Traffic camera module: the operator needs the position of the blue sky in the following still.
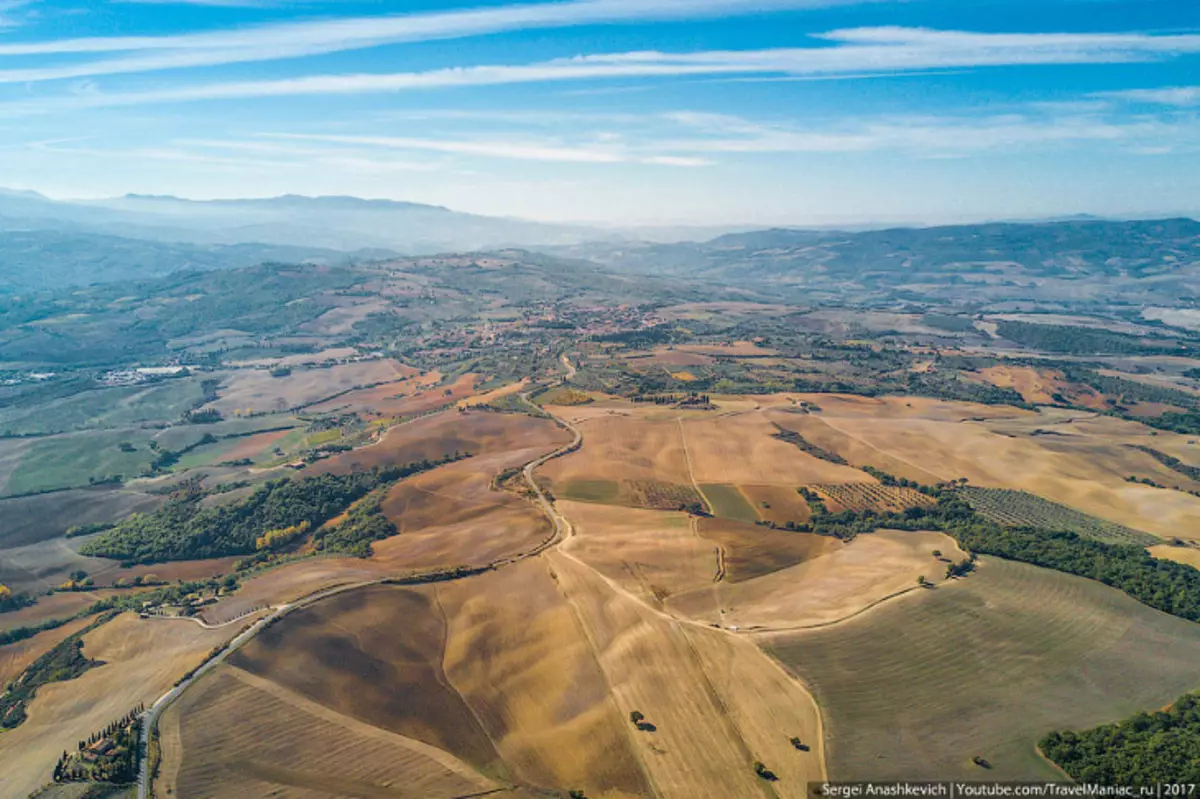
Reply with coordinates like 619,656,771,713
0,0,1197,225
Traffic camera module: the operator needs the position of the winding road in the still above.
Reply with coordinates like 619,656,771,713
136,399,582,799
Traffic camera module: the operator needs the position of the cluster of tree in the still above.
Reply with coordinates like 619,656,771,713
1146,410,1200,436
996,320,1191,356
1,614,113,730
904,371,1034,409
144,433,218,473
592,325,678,347
1132,446,1200,481
65,521,116,539
81,456,458,563
779,488,1200,625
950,523,1200,623
93,576,238,616
255,521,311,551
771,424,847,464
54,706,143,785
0,616,70,647
0,583,36,613
753,761,778,781
630,391,712,407
56,570,96,591
312,494,397,557
921,313,978,333
1040,693,1200,784
182,408,223,424
860,466,950,496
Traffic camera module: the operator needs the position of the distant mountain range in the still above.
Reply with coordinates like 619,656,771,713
0,188,597,254
0,187,1196,298
544,218,1200,305
0,230,394,292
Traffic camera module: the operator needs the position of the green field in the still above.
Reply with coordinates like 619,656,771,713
0,378,210,435
558,479,621,504
698,483,758,522
961,486,1158,546
2,429,162,497
767,559,1200,780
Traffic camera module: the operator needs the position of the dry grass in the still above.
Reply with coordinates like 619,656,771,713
697,518,842,583
457,379,529,408
308,408,567,477
0,612,230,798
209,360,415,414
0,615,95,687
230,584,506,776
219,428,295,462
644,348,716,367
0,591,114,633
975,365,1106,408
681,413,870,485
541,414,693,486
436,558,653,798
231,346,360,368
197,556,387,622
791,398,1200,540
381,373,480,417
558,501,717,605
305,370,442,416
373,449,555,571
766,558,1200,780
158,663,498,799
739,484,813,526
1150,543,1200,568
674,341,777,357
669,529,966,631
548,550,813,799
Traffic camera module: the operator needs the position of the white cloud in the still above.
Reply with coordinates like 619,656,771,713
660,109,1200,155
1104,86,1200,107
4,26,1200,113
0,0,1195,88
265,132,714,166
0,0,35,28
0,0,866,60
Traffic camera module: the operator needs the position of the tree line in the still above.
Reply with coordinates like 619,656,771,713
1041,693,1200,783
779,483,1200,625
81,455,463,564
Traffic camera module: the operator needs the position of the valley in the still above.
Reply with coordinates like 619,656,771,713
2,221,1200,798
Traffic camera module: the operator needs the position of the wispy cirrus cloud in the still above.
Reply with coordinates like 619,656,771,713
4,26,1200,113
0,0,1196,89
1102,86,1200,106
261,131,714,166
0,0,36,29
133,106,1195,178
0,0,870,61
660,109,1200,155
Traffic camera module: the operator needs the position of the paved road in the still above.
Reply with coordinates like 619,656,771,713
136,401,582,799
